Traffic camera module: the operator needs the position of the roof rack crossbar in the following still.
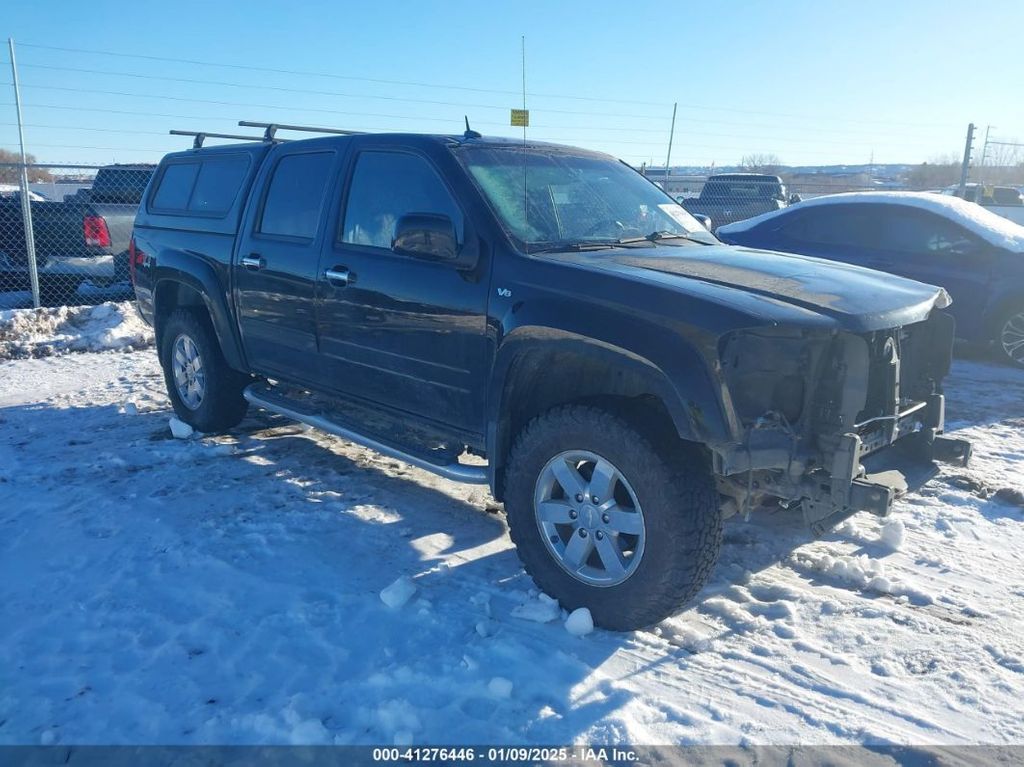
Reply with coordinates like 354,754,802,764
170,129,270,148
239,120,367,138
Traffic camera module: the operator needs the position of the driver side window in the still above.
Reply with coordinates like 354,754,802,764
341,151,463,250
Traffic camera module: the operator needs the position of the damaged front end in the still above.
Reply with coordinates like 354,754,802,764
712,312,971,535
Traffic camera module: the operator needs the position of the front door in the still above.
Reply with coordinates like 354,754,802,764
315,147,490,435
235,146,338,381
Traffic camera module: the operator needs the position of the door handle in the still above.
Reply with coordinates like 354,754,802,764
241,254,265,271
324,266,354,288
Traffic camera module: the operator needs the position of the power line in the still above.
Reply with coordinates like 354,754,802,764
4,79,671,121
6,46,962,130
15,42,670,107
0,119,929,150
3,99,949,144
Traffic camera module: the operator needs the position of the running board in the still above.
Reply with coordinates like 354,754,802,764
243,384,489,485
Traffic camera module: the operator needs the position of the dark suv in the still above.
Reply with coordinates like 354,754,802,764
131,125,969,631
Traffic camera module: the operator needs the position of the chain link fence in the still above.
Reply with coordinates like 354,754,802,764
0,163,154,309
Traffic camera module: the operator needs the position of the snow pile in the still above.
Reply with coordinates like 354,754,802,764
565,607,594,637
0,301,153,360
511,592,562,623
168,416,194,440
879,519,906,551
380,576,417,608
718,191,1024,252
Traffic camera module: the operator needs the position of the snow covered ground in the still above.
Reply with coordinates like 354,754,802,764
0,312,1022,747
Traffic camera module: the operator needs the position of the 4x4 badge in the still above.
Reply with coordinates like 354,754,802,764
497,288,512,297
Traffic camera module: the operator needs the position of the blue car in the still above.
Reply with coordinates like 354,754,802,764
717,192,1024,367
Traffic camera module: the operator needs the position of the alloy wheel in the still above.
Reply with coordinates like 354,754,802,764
1001,310,1024,366
171,333,206,410
533,450,646,587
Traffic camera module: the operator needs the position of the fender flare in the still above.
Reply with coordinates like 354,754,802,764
152,251,247,372
485,326,734,496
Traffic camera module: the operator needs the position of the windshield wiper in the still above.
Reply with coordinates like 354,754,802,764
621,230,720,246
611,230,693,245
529,240,619,254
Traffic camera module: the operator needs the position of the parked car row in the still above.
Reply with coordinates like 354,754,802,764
0,164,155,304
131,126,972,630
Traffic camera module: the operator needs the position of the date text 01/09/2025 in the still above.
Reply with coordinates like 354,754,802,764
371,746,639,762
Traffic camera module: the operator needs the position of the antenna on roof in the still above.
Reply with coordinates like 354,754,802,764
463,116,481,140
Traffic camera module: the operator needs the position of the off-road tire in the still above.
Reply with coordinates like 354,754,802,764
504,404,722,631
994,303,1024,368
160,308,249,432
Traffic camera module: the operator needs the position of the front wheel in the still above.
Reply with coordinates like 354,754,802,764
504,405,722,631
160,308,250,432
996,305,1024,368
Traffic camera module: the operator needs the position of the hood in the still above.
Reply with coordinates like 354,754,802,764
543,244,950,333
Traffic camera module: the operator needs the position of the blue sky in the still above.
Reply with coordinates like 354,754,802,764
2,0,1022,168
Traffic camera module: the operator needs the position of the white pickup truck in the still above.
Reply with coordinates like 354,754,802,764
943,184,1024,225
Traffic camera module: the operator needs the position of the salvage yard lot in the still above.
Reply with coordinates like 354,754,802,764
0,305,1023,746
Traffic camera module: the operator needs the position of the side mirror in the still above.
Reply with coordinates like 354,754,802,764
789,193,802,204
692,213,713,230
392,213,460,263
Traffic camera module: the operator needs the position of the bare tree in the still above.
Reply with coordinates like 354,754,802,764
740,153,783,174
0,148,54,184
903,155,961,190
976,139,1024,185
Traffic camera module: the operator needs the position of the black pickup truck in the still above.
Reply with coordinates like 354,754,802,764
132,129,969,630
681,173,798,229
0,164,154,303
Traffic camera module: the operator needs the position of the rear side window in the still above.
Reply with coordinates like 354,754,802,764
150,154,250,216
258,152,334,239
151,163,199,211
189,155,250,214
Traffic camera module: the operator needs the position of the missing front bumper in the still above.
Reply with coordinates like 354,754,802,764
802,395,971,536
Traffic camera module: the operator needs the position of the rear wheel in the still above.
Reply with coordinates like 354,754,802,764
996,304,1024,368
504,405,722,631
160,308,250,432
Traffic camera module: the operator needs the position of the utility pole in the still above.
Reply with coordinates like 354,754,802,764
957,122,975,198
979,125,994,176
8,37,40,308
664,102,677,193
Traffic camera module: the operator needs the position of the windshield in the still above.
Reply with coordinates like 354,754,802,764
454,145,712,251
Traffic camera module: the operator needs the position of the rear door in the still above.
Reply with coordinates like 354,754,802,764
315,145,490,434
235,145,339,382
869,207,994,336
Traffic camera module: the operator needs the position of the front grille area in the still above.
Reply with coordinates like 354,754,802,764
851,313,946,436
